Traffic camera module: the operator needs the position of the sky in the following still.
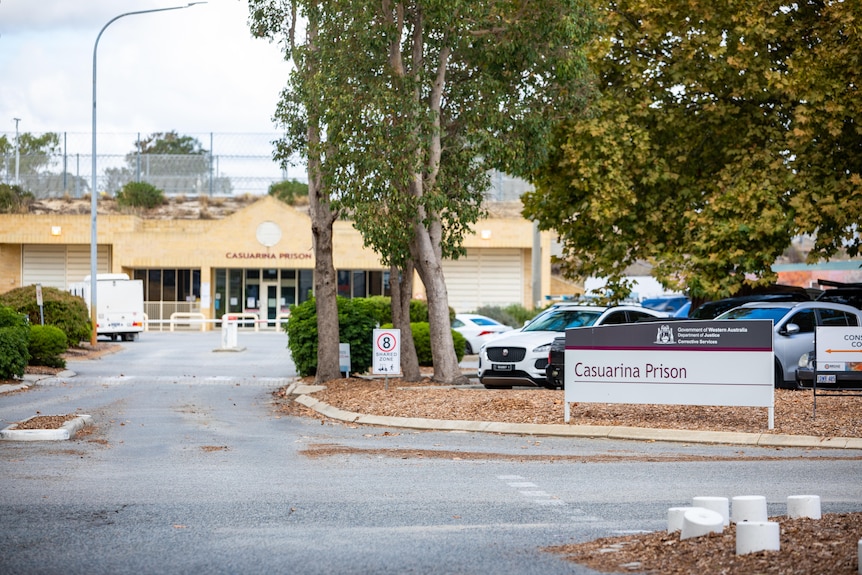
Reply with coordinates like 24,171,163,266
0,0,291,138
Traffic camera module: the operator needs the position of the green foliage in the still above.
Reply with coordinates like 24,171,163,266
0,306,30,379
285,297,379,376
353,296,452,325
137,131,207,155
116,181,165,209
268,179,309,205
365,296,392,325
28,325,67,368
0,184,34,213
0,285,91,345
0,132,60,176
336,297,378,375
284,298,318,377
472,305,537,328
409,300,429,323
394,322,464,366
524,0,862,302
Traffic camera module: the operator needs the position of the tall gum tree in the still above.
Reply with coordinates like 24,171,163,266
524,0,862,303
296,0,596,383
250,2,343,383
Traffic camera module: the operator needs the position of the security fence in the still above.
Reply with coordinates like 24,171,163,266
0,132,294,198
0,131,531,201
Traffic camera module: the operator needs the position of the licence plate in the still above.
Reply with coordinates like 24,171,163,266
492,364,514,371
816,374,837,384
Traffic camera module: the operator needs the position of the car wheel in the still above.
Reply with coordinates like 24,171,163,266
774,359,791,389
465,342,474,355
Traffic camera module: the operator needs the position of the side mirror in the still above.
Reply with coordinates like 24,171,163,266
783,323,800,336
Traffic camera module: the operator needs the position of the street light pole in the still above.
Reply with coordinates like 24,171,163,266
90,3,205,345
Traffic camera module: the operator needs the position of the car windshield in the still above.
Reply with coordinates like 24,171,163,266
523,309,603,332
717,307,791,322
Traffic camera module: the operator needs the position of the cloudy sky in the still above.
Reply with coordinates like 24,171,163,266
0,0,291,137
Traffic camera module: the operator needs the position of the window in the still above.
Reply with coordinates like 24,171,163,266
819,308,860,327
787,310,815,333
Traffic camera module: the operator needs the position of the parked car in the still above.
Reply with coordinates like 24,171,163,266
672,301,691,318
715,301,862,388
796,349,862,389
815,280,862,311
452,313,513,355
641,295,689,314
689,285,812,320
477,304,668,389
545,335,568,389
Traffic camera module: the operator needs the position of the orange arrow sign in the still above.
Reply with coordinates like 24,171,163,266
825,348,862,354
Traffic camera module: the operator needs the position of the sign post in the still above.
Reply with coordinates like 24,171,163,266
339,343,351,377
372,328,401,390
35,283,44,325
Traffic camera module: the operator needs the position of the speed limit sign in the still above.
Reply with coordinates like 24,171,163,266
372,328,401,375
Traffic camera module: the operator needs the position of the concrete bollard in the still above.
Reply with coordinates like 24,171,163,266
693,496,730,526
667,507,691,533
736,521,780,555
680,507,725,540
787,495,821,519
732,495,768,524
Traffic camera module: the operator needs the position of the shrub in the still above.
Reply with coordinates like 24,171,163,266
0,183,34,213
0,305,30,379
28,325,67,368
0,285,91,345
383,321,465,366
409,299,429,323
116,181,165,209
365,296,392,325
354,296,455,326
285,297,379,376
471,303,552,328
268,179,309,205
408,299,455,323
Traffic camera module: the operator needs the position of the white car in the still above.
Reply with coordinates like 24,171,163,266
452,313,513,354
478,304,668,389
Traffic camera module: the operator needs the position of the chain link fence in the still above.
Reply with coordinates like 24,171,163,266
0,131,529,201
0,132,299,198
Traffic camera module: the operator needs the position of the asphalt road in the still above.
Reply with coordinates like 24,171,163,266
1,331,861,575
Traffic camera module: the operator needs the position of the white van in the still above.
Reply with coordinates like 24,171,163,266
70,274,145,341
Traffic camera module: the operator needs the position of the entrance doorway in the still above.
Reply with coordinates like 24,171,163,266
262,281,279,327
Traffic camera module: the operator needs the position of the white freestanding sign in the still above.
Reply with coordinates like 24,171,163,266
564,320,775,429
815,326,862,369
372,328,401,375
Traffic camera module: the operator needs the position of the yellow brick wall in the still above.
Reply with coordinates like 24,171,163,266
0,244,22,292
0,195,553,307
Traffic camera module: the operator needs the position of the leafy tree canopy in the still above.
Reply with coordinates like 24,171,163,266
523,0,862,302
136,131,208,155
0,132,60,176
268,178,309,205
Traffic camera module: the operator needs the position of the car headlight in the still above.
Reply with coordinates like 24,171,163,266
533,343,551,353
798,352,813,369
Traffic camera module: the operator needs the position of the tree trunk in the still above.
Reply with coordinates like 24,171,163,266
412,226,467,385
305,12,341,385
310,188,341,384
391,262,421,382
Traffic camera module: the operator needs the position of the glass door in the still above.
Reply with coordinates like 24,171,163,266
263,282,279,327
